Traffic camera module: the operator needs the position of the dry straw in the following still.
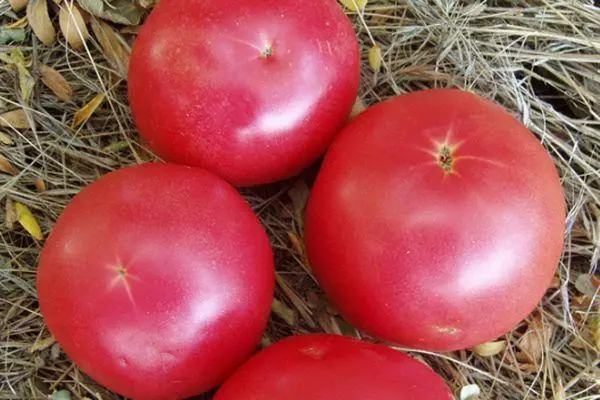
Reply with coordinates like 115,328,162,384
1,0,599,399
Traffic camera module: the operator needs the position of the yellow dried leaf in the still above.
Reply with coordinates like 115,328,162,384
271,298,296,327
72,93,105,128
339,0,367,12
34,177,47,192
591,316,600,351
368,44,382,72
0,109,29,129
26,0,56,46
40,64,73,101
9,0,29,12
472,340,507,357
59,3,90,51
29,336,56,353
0,155,18,175
0,132,14,145
5,198,17,230
15,202,44,240
5,16,29,29
91,20,130,77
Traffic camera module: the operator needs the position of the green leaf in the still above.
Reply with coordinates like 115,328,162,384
77,0,147,25
102,140,129,153
10,49,34,103
0,49,35,103
0,29,27,45
50,390,72,400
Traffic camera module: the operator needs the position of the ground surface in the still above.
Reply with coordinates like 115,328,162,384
1,1,599,399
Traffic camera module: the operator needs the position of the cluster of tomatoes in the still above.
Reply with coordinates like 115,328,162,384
35,0,566,399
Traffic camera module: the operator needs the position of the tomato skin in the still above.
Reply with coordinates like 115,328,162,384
36,164,275,400
305,89,566,352
128,0,360,186
214,334,453,399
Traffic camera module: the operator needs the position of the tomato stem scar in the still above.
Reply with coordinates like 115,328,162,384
116,264,128,278
260,42,273,58
438,146,454,173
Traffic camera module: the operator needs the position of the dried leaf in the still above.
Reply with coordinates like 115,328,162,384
9,0,29,11
26,0,56,46
0,155,18,175
287,231,305,257
549,275,561,289
0,29,27,45
349,96,367,119
59,3,90,50
72,92,105,128
288,180,310,231
15,202,44,240
591,316,600,351
29,336,56,353
0,132,14,145
0,109,29,129
271,298,296,327
572,295,593,309
135,0,155,8
40,64,73,101
34,177,47,192
460,384,481,400
120,25,141,35
91,19,130,77
276,274,315,328
5,16,29,29
575,273,598,297
339,0,367,12
5,198,17,230
516,320,553,364
472,340,507,357
368,44,382,72
50,343,61,359
78,0,147,25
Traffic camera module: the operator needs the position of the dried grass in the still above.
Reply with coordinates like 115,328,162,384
1,0,599,399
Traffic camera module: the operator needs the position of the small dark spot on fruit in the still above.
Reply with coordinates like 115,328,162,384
118,357,129,368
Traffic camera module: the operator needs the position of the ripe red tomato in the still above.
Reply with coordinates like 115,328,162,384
214,334,453,399
128,0,360,186
305,89,566,352
37,164,275,400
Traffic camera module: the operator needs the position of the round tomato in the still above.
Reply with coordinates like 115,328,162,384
305,89,566,352
128,0,360,186
214,334,453,399
37,163,275,400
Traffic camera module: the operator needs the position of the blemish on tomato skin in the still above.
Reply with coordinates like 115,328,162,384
432,325,462,336
299,345,327,359
118,357,129,368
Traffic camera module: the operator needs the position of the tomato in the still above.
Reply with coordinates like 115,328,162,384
36,163,275,400
128,0,360,186
214,334,453,399
305,89,566,352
